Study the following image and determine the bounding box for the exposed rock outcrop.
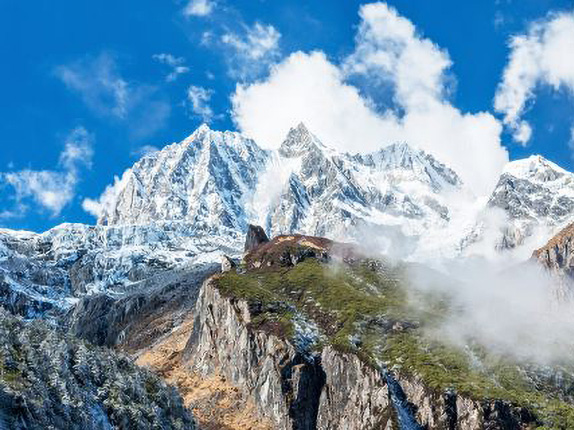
[533,222,574,276]
[183,274,537,429]
[242,233,359,270]
[221,255,237,273]
[244,224,269,253]
[184,278,325,429]
[67,263,218,352]
[316,346,390,429]
[532,222,574,298]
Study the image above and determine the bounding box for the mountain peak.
[189,123,212,139]
[503,155,569,183]
[279,123,326,158]
[294,121,310,134]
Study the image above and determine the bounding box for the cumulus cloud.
[152,53,190,82]
[55,52,170,139]
[1,127,94,217]
[345,2,453,111]
[186,85,215,122]
[232,3,508,196]
[220,22,281,80]
[495,10,574,144]
[184,0,215,17]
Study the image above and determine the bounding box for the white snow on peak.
[503,155,571,183]
[9,122,574,320]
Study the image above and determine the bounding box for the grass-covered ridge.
[215,235,574,428]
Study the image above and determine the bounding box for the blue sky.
[1,0,573,232]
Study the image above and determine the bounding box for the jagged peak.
[191,123,212,136]
[503,155,570,182]
[348,141,462,189]
[378,141,420,158]
[279,123,328,158]
[294,121,310,134]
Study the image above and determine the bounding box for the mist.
[406,254,574,365]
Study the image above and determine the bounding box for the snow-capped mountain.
[488,155,574,249]
[98,124,269,234]
[3,122,574,318]
[100,123,466,254]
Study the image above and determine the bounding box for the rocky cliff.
[533,222,574,276]
[179,234,549,429]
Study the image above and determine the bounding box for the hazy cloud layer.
[56,52,171,139]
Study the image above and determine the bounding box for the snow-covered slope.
[3,123,574,318]
[99,124,269,233]
[260,125,466,255]
[100,123,467,257]
[0,222,240,318]
[488,155,574,249]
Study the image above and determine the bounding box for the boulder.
[244,224,269,253]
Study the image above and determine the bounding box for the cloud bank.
[231,3,508,196]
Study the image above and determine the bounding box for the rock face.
[532,222,574,297]
[244,224,269,253]
[533,222,574,276]
[316,346,390,429]
[184,278,325,429]
[67,262,218,351]
[183,276,536,430]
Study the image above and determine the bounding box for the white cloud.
[232,3,508,196]
[345,2,453,111]
[184,0,215,17]
[56,53,129,119]
[59,126,94,171]
[153,53,190,82]
[82,172,128,220]
[220,22,281,80]
[56,52,170,139]
[186,85,215,122]
[495,10,574,144]
[1,127,94,217]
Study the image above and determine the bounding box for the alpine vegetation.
[0,308,195,430]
